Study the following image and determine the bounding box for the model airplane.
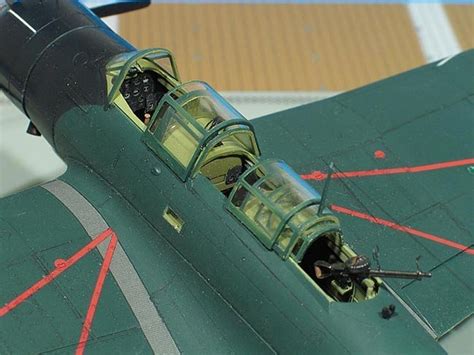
[0,1,472,354]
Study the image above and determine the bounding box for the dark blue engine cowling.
[0,0,135,144]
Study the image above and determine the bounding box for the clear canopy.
[228,160,340,259]
[145,81,260,179]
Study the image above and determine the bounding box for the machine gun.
[314,255,432,281]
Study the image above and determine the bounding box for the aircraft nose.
[0,0,134,144]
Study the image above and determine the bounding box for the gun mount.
[314,255,432,282]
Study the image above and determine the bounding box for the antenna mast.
[318,162,335,216]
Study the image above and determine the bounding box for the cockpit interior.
[300,232,380,302]
[107,51,380,303]
[227,160,380,302]
[142,81,260,196]
[119,68,167,123]
[107,48,181,130]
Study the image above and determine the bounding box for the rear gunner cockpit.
[227,161,380,302]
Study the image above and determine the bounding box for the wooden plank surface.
[119,4,425,91]
[445,4,474,50]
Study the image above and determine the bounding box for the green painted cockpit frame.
[142,81,260,181]
[106,48,181,105]
[191,127,259,178]
[227,160,342,260]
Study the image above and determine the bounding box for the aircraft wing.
[82,1,150,17]
[252,49,474,339]
[0,167,272,354]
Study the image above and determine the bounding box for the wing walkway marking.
[331,205,474,256]
[42,179,180,354]
[301,158,474,181]
[0,228,117,355]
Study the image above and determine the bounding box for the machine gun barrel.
[366,269,431,280]
[314,255,432,281]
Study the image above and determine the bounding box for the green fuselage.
[0,1,447,352]
[51,102,442,353]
